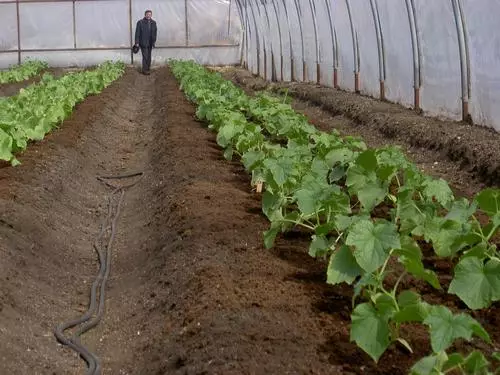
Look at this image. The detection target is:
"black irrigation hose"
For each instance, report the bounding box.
[54,172,144,375]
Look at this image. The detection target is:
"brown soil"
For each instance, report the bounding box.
[0,65,498,375]
[0,68,74,97]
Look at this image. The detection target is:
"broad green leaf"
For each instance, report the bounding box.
[241,150,265,170]
[353,273,378,300]
[475,188,500,216]
[442,353,465,371]
[0,128,14,161]
[422,178,454,207]
[463,351,490,374]
[223,147,233,161]
[324,147,354,166]
[263,158,286,187]
[357,182,387,212]
[328,165,347,183]
[394,236,441,289]
[327,245,362,285]
[314,221,337,236]
[424,306,490,352]
[350,303,390,362]
[410,352,449,375]
[376,146,409,169]
[397,190,428,234]
[263,222,281,249]
[356,149,378,171]
[346,219,401,273]
[335,215,354,231]
[294,188,317,216]
[394,291,430,323]
[309,235,332,258]
[449,257,500,310]
[310,157,330,178]
[425,219,465,257]
[262,191,283,221]
[346,165,377,192]
[445,197,477,223]
[373,293,398,319]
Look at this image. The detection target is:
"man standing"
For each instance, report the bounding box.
[135,10,157,75]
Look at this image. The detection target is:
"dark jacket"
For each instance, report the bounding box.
[135,18,157,48]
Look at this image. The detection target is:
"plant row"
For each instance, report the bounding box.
[0,61,125,165]
[170,59,500,374]
[0,60,48,84]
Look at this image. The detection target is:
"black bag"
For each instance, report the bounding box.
[132,45,140,54]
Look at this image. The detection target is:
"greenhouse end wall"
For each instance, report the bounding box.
[0,0,242,67]
[238,0,500,132]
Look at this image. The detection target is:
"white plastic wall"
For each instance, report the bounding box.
[0,0,242,68]
[238,0,500,132]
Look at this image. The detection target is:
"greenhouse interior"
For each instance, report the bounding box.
[1,1,500,374]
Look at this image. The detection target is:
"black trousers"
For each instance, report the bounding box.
[140,47,152,72]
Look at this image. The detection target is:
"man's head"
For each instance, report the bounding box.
[145,10,152,19]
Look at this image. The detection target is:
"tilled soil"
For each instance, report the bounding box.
[0,65,498,375]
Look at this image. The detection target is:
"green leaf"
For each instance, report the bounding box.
[445,197,477,223]
[324,147,355,166]
[356,150,378,171]
[394,291,430,323]
[373,293,398,320]
[475,188,500,216]
[449,257,500,310]
[326,245,362,285]
[263,158,286,187]
[263,222,281,249]
[424,306,491,352]
[442,353,465,371]
[223,147,233,161]
[350,303,390,362]
[0,128,14,161]
[393,236,441,289]
[241,150,265,170]
[463,351,490,374]
[422,178,454,207]
[410,352,448,375]
[294,188,317,216]
[328,165,347,183]
[309,235,332,258]
[262,191,283,221]
[346,219,401,273]
[357,182,387,212]
[314,221,337,236]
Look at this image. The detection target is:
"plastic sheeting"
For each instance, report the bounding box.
[20,3,74,49]
[0,4,17,51]
[236,0,500,131]
[188,0,241,45]
[0,0,242,68]
[415,1,462,120]
[75,0,130,48]
[463,0,500,130]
